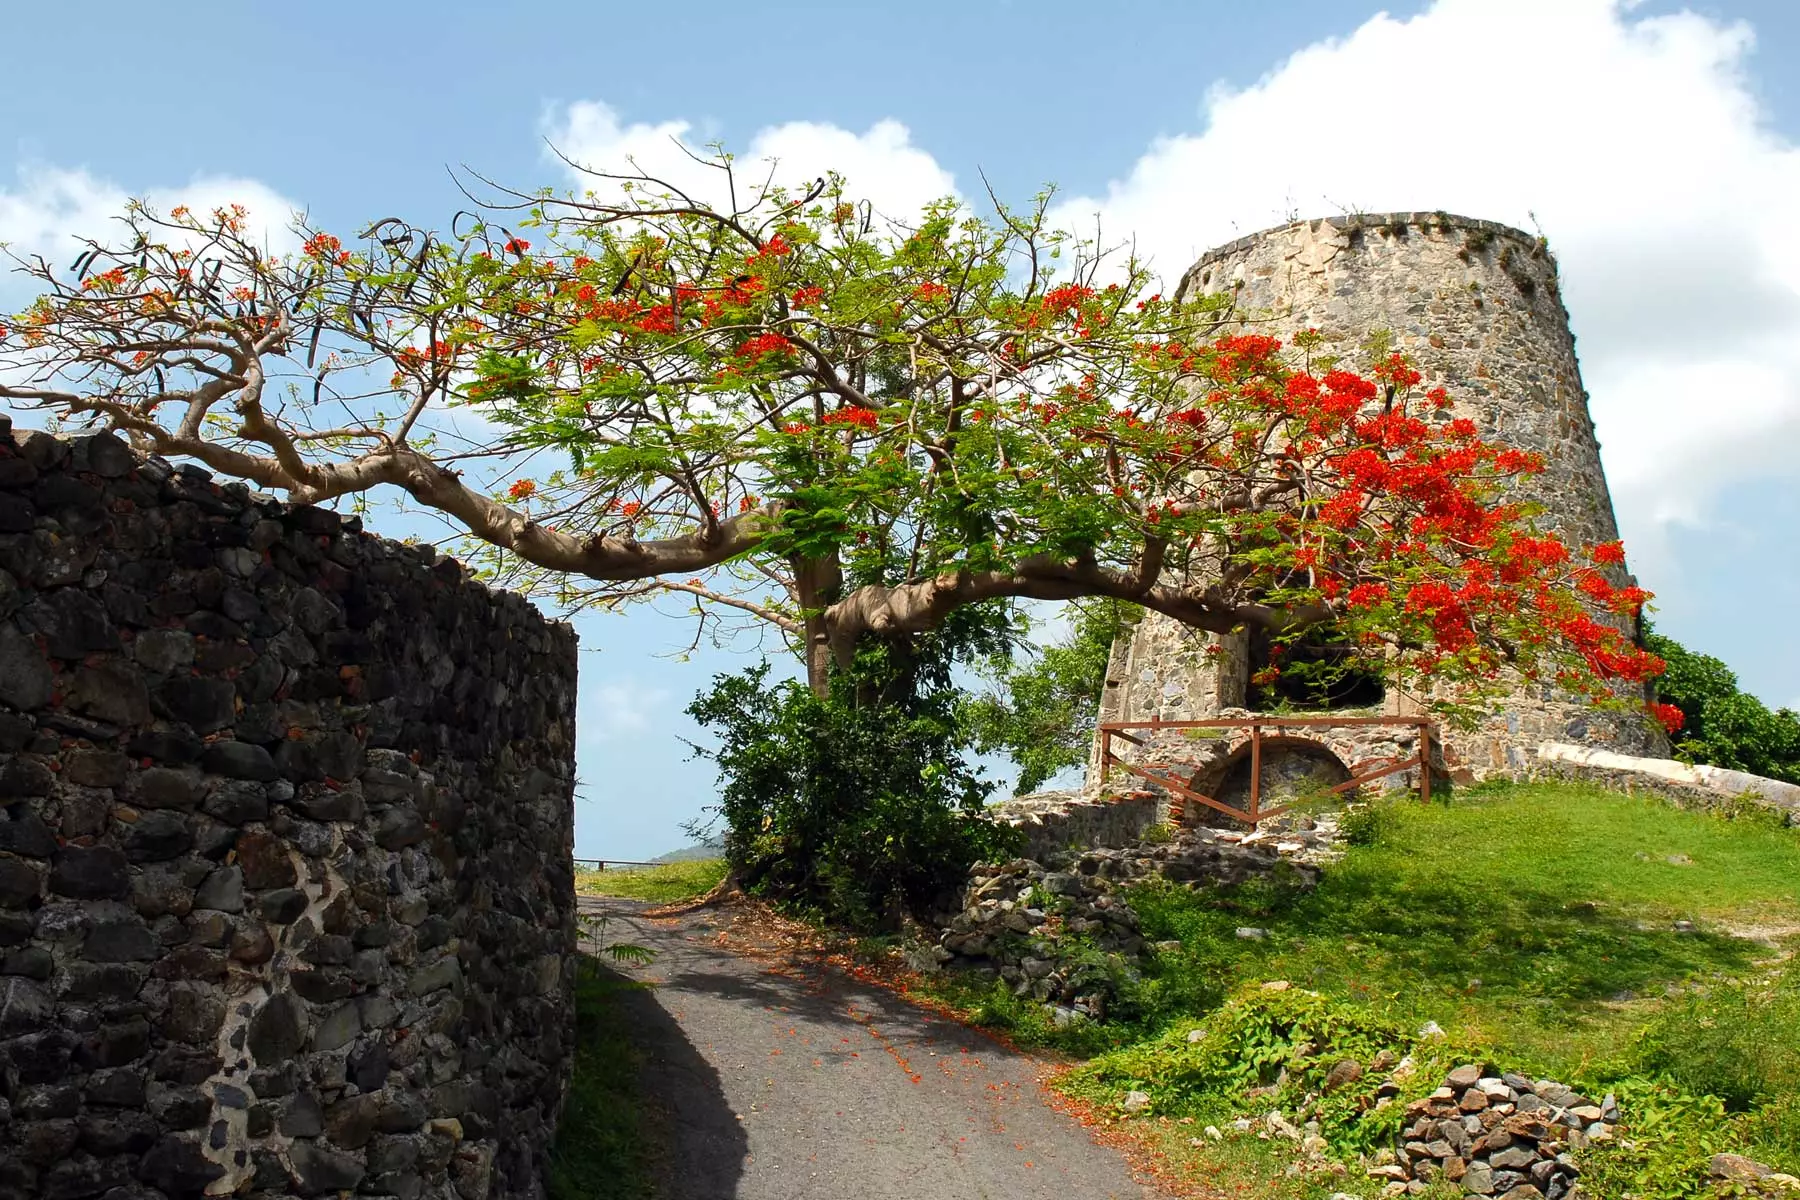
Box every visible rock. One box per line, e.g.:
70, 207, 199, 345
0, 855, 43, 907
200, 740, 278, 781
247, 991, 308, 1065
193, 866, 244, 914
1461, 1161, 1495, 1194
1447, 1064, 1483, 1089
1711, 1154, 1775, 1182
118, 809, 192, 861
234, 831, 296, 889
1325, 1059, 1364, 1091
1236, 926, 1268, 940
288, 1139, 366, 1194
0, 627, 54, 710
1122, 1090, 1152, 1113
258, 888, 309, 924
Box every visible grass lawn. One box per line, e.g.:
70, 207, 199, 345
1129, 780, 1800, 1075
574, 858, 728, 905
919, 780, 1800, 1197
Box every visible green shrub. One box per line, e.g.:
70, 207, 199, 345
1646, 626, 1800, 785
1067, 983, 1454, 1156
687, 609, 1021, 930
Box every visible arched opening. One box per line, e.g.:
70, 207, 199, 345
1247, 626, 1385, 711
1186, 737, 1352, 827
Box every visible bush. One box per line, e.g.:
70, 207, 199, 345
1629, 965, 1800, 1110
687, 610, 1021, 930
1067, 983, 1454, 1156
1646, 626, 1800, 785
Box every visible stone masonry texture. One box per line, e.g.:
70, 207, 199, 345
1092, 213, 1667, 812
0, 416, 578, 1199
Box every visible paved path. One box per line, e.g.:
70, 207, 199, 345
580, 896, 1167, 1200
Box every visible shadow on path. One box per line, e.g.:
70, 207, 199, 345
579, 895, 1163, 1200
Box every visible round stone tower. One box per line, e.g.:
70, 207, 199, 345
1092, 212, 1666, 800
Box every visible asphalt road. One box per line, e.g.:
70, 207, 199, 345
579, 896, 1167, 1200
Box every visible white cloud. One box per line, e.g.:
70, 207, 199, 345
544, 100, 957, 223
1047, 0, 1800, 542
0, 164, 304, 284
579, 678, 672, 745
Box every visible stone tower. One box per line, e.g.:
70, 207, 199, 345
1092, 212, 1666, 802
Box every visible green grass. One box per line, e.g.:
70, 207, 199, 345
911, 780, 1800, 1198
547, 959, 655, 1200
575, 858, 727, 904
1128, 780, 1800, 1074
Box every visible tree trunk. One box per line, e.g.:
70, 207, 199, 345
791, 552, 843, 698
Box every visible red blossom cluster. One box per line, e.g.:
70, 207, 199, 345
507, 479, 536, 501
821, 407, 879, 431
302, 234, 350, 265
735, 333, 795, 363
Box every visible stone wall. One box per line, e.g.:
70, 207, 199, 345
1091, 213, 1666, 806
1531, 743, 1800, 825
0, 418, 578, 1199
987, 791, 1162, 860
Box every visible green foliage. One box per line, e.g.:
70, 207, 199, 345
573, 859, 728, 905
965, 598, 1138, 793
1048, 786, 1800, 1198
1577, 1080, 1740, 1200
686, 610, 1021, 931
1067, 984, 1452, 1157
1336, 799, 1400, 846
1647, 625, 1800, 785
1628, 965, 1800, 1110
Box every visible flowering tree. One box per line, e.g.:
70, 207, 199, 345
0, 157, 1672, 726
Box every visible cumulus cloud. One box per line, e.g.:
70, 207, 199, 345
1048, 0, 1800, 540
0, 164, 303, 290
544, 100, 957, 222
579, 678, 673, 745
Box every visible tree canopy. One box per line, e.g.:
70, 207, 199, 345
0, 153, 1668, 719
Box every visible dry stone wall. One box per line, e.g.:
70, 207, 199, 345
0, 417, 577, 1199
1092, 214, 1666, 807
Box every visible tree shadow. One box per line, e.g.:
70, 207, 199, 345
1138, 862, 1771, 1010
551, 954, 749, 1200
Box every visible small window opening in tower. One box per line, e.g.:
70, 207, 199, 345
1247, 626, 1385, 711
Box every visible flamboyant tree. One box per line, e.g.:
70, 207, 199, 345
0, 154, 1674, 727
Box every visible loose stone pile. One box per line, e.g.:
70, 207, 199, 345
924, 820, 1339, 1020
1373, 1063, 1617, 1198
0, 421, 577, 1199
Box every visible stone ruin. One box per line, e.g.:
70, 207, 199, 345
1089, 213, 1668, 826
0, 416, 577, 1198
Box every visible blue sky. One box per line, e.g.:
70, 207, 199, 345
4, 0, 1798, 857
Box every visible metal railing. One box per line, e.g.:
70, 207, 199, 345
571, 858, 662, 871
1096, 714, 1436, 826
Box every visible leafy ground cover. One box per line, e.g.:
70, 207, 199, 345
915, 782, 1800, 1198
574, 858, 728, 904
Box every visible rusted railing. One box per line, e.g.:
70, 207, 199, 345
1096, 715, 1436, 826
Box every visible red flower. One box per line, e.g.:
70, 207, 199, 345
507, 479, 536, 502
1590, 540, 1627, 566
1042, 283, 1095, 314
1345, 583, 1390, 610
821, 407, 879, 432
736, 333, 795, 363
621, 501, 642, 517
1649, 701, 1685, 734
791, 286, 825, 309
504, 237, 531, 255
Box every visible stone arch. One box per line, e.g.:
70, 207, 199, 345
1185, 736, 1352, 826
